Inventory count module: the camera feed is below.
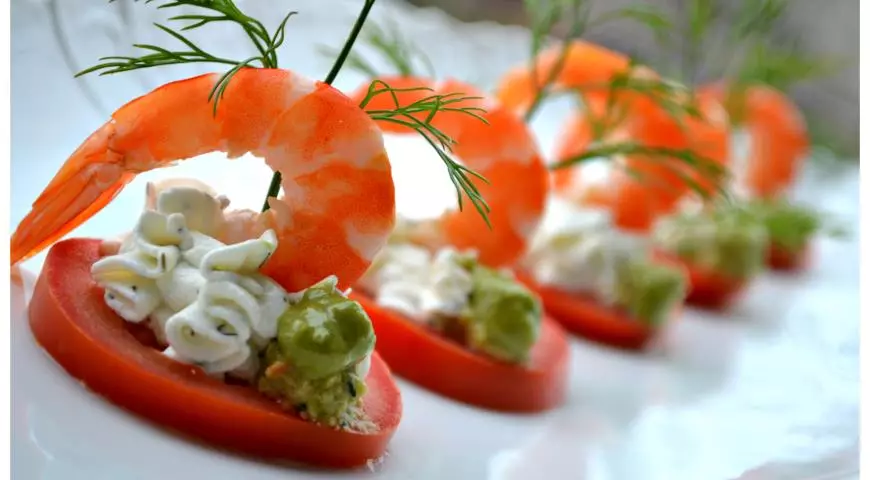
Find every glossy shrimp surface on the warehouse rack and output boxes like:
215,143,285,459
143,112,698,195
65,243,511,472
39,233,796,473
11,69,395,291
350,76,548,268
700,83,808,199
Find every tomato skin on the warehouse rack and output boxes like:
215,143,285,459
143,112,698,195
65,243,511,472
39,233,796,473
515,272,669,351
683,264,748,309
653,251,749,310
351,293,571,413
29,238,402,469
767,242,811,272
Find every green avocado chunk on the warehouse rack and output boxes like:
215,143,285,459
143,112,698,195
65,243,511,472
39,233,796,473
461,265,542,364
256,276,375,427
614,257,687,327
748,198,822,254
654,205,769,280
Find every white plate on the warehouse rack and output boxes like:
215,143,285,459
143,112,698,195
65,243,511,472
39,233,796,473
11,0,860,478
10,225,861,480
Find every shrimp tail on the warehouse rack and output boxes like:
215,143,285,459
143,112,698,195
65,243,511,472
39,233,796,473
11,122,133,265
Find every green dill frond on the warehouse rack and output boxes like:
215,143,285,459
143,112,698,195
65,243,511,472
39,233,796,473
732,0,788,41
520,2,722,200
81,0,296,116
88,1,492,225
553,68,728,202
320,18,436,80
733,40,848,92
551,141,728,201
588,5,674,45
521,0,679,121
687,0,718,45
522,0,589,121
360,80,492,227
563,60,701,142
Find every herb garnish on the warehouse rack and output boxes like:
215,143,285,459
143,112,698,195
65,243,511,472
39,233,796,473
359,81,492,225
322,20,493,226
86,0,296,115
521,0,674,121
521,1,727,200
79,0,492,225
319,18,436,79
642,0,846,94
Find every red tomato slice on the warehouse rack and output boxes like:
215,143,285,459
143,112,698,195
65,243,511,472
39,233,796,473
350,293,571,413
767,242,811,272
28,238,402,469
653,251,749,309
515,272,672,351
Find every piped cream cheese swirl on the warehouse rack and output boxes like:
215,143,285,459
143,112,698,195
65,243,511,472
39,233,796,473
92,186,289,379
358,243,477,321
163,231,288,376
523,201,647,304
91,210,192,322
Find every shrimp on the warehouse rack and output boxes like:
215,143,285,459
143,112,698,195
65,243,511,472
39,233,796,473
551,89,730,231
699,83,808,199
348,76,548,268
495,40,656,118
10,69,396,292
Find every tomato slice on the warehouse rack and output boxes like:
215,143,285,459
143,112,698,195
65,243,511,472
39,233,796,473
28,238,402,469
653,251,749,309
350,293,570,413
767,242,811,272
514,272,672,351
682,263,748,309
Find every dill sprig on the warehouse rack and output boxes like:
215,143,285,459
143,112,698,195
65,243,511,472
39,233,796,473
644,0,845,92
319,19,436,79
587,5,674,45
731,0,787,42
552,60,726,200
583,62,701,138
731,39,847,93
319,19,491,224
321,1,379,85
720,0,846,91
521,0,674,121
82,0,296,115
79,0,492,224
551,141,728,200
359,81,492,226
522,0,588,121
520,1,723,199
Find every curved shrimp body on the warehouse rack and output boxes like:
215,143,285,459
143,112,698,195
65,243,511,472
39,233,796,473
551,93,730,231
495,40,654,118
11,69,396,292
700,83,808,199
350,76,548,268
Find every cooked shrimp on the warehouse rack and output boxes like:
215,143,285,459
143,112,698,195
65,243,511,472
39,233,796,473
495,40,655,118
348,76,548,268
551,91,730,231
699,83,808,199
11,69,396,291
